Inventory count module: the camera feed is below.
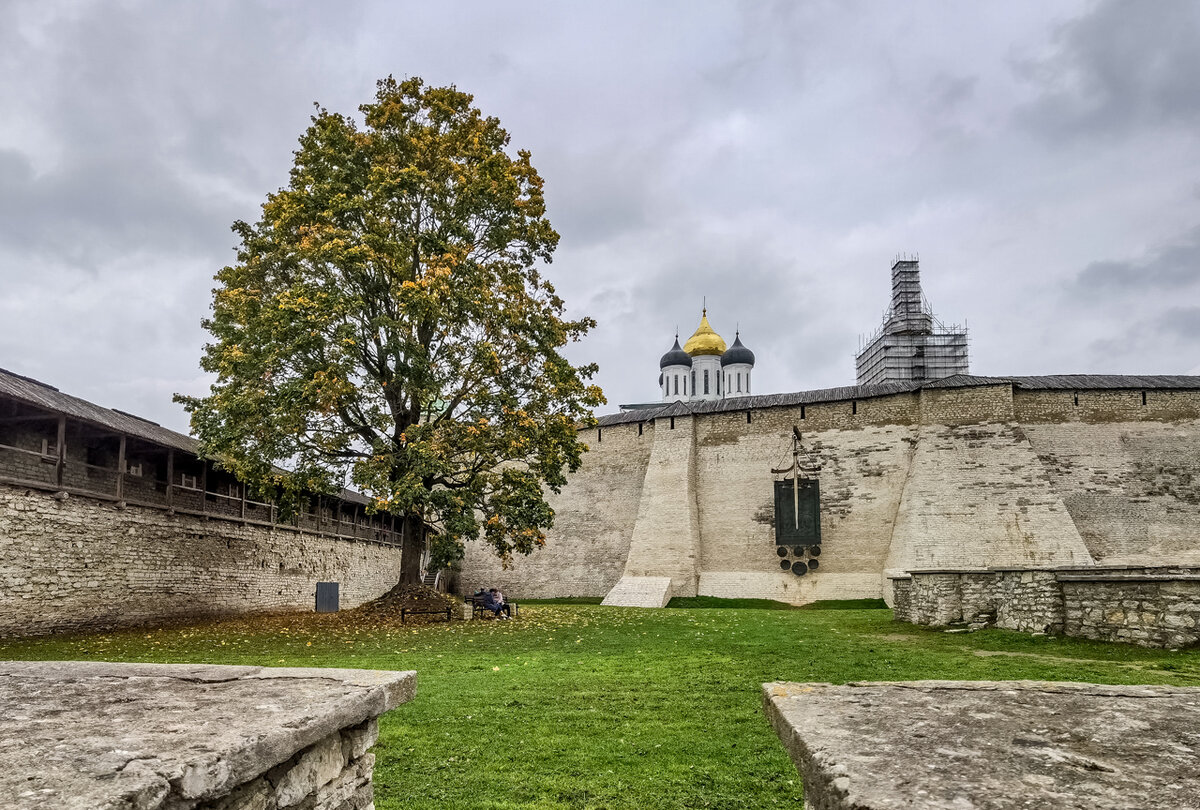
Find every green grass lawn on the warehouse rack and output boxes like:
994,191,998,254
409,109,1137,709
3,601,1199,809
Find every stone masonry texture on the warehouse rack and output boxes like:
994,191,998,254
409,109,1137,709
459,383,1200,608
0,661,416,810
764,680,1200,810
0,483,404,637
895,567,1200,647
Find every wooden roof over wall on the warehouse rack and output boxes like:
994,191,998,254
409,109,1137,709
0,367,370,506
600,374,1200,427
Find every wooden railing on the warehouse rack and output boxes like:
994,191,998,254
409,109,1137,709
0,441,400,547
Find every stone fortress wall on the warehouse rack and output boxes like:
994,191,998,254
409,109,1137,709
0,366,407,637
0,482,405,636
459,379,1200,615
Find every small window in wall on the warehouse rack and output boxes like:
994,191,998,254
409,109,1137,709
1141,391,1147,405
684,376,688,395
747,372,751,393
737,372,742,392
670,416,675,430
746,410,752,424
704,369,710,395
638,422,644,436
692,370,696,394
717,372,721,396
852,400,858,415
598,427,602,442
1073,393,1079,406
801,405,806,419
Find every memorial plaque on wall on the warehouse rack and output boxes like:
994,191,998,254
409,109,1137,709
774,478,820,545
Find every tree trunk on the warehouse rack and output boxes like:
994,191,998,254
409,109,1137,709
399,512,424,585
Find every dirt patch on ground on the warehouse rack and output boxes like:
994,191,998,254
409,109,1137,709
872,633,923,643
350,583,457,624
970,649,1159,670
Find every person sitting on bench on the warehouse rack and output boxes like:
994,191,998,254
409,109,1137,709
481,588,512,619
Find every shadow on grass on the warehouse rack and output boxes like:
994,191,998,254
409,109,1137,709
666,596,889,610
515,597,605,605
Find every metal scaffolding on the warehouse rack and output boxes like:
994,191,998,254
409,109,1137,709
855,256,969,386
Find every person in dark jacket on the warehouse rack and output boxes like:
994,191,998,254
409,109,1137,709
482,588,512,619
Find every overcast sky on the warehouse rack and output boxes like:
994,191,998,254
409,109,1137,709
2,0,1199,431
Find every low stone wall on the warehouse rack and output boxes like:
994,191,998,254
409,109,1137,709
891,566,1200,647
993,569,1064,633
0,661,416,809
0,483,405,637
890,575,911,617
1061,572,1200,648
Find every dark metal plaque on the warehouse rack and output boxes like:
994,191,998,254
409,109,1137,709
774,478,821,545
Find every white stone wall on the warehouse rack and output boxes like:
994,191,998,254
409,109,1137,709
694,405,918,604
458,416,653,598
620,414,702,596
458,386,1200,607
885,420,1094,574
0,483,404,636
1021,419,1200,565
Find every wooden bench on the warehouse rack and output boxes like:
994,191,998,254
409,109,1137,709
399,606,454,623
467,595,518,619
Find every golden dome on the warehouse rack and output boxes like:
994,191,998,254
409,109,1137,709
683,309,727,356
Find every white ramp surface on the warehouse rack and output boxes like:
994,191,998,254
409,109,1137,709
602,576,673,607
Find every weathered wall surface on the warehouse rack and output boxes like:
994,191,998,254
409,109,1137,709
620,414,702,595
459,385,1200,607
458,417,652,598
1020,418,1200,565
885,423,1094,575
0,483,404,636
894,567,1200,647
693,397,918,604
1061,572,1200,648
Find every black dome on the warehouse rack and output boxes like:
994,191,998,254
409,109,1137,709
659,337,693,369
720,333,755,367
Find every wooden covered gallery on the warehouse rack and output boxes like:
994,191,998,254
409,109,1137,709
0,367,398,546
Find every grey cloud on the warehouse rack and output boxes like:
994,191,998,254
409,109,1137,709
2,0,1199,427
0,147,231,267
1017,0,1200,139
1085,304,1200,373
928,74,978,113
1159,307,1200,340
1070,227,1200,297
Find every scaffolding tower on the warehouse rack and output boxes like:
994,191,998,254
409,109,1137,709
855,255,969,386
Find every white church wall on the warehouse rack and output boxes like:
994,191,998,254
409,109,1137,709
722,363,752,397
661,363,691,402
691,355,722,401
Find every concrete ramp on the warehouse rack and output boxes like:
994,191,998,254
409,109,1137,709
602,576,673,607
